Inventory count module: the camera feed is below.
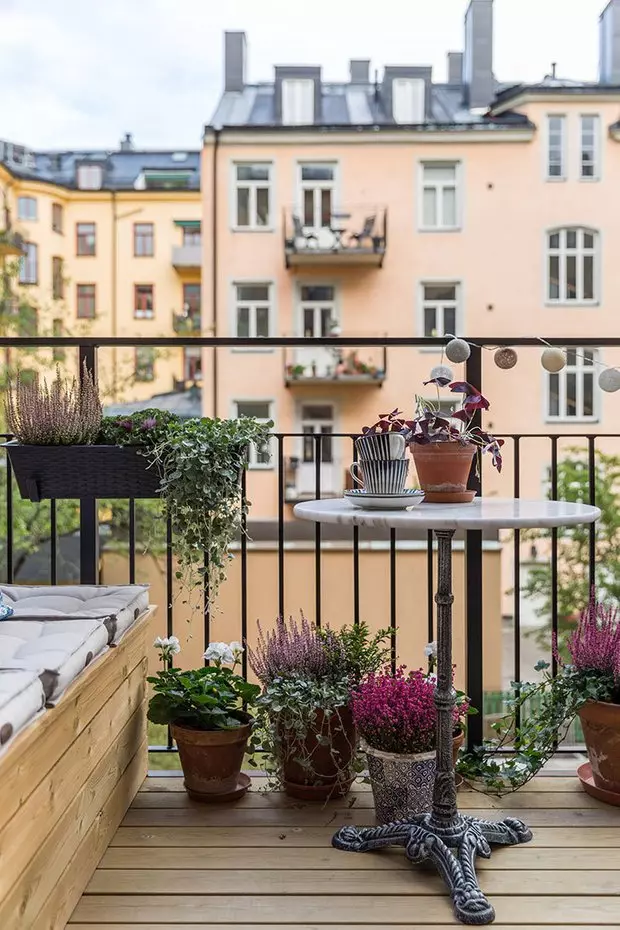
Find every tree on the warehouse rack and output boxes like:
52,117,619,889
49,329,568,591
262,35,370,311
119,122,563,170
523,448,620,648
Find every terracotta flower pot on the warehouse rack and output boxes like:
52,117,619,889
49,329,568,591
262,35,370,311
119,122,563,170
412,442,476,504
278,705,357,801
577,701,620,795
453,729,465,766
171,717,251,803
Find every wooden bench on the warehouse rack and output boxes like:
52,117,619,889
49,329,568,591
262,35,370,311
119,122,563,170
0,609,153,930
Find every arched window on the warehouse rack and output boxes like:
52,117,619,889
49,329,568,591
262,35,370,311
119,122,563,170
547,228,598,303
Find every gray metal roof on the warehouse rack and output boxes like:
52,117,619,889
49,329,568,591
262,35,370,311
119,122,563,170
104,388,202,419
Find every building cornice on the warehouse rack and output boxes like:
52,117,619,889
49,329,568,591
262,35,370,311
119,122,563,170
203,125,535,146
491,88,620,116
0,170,201,200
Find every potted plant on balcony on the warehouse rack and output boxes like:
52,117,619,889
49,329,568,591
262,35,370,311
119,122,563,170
148,637,260,801
248,614,390,801
408,380,504,503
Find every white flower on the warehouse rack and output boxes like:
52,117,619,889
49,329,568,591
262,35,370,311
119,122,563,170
154,635,181,656
230,641,244,659
424,641,437,658
204,641,235,665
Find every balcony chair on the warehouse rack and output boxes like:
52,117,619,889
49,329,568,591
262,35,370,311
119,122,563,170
292,215,319,250
349,214,376,248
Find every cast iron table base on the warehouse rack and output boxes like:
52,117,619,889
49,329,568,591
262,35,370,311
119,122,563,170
332,529,533,925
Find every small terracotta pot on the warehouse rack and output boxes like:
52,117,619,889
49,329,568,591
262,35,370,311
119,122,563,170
171,717,251,802
278,706,357,801
453,729,465,767
577,701,620,795
412,442,476,503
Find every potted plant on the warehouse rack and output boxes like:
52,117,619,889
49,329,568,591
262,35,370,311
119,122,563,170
458,595,620,801
359,408,414,460
408,379,504,503
351,663,471,823
148,637,260,801
248,614,390,801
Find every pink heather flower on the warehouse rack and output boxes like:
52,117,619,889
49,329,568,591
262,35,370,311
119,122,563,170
247,613,331,685
561,593,620,677
141,416,157,430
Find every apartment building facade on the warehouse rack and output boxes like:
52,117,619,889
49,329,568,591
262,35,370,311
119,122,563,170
202,0,620,519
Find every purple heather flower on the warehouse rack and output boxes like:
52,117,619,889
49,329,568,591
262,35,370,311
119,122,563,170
141,416,157,430
120,419,133,431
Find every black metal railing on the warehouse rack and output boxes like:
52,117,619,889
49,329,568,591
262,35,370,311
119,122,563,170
2,334,619,758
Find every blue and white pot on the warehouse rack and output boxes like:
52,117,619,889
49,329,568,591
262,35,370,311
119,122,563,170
365,743,436,823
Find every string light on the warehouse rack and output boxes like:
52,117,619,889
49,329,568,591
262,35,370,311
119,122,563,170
445,338,471,363
494,348,518,370
541,347,566,373
599,368,620,393
430,364,454,382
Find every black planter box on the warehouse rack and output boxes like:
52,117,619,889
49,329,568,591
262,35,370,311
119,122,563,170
3,442,162,502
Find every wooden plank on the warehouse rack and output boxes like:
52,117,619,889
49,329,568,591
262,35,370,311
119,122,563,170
35,742,147,930
0,660,147,899
122,805,619,829
68,894,620,924
85,867,620,896
99,844,620,871
0,612,150,834
0,708,146,930
68,926,620,930
111,824,620,849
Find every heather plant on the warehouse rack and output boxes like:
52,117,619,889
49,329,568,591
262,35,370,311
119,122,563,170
6,364,101,445
458,594,620,795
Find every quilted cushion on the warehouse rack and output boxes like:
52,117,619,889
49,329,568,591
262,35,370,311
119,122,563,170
0,619,108,703
0,669,45,751
0,584,149,644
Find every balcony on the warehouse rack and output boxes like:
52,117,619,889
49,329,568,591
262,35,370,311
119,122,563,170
171,244,201,272
284,205,387,267
0,229,26,258
172,311,201,335
284,344,387,386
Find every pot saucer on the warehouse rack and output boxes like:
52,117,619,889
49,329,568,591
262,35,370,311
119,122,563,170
344,489,424,511
577,762,620,806
422,490,476,504
185,772,251,804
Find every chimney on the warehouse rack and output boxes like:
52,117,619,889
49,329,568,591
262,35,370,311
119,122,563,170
120,132,134,152
463,0,494,108
600,0,620,83
349,59,370,83
447,52,464,85
224,31,246,92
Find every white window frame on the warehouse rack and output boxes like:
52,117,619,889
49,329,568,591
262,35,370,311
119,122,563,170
282,78,314,125
546,227,599,306
546,115,566,181
77,164,103,190
545,347,599,423
231,162,273,231
296,162,339,233
231,281,274,352
418,162,461,231
419,281,461,345
580,114,600,181
19,242,38,284
17,196,37,221
233,400,274,470
392,78,425,124
299,402,336,466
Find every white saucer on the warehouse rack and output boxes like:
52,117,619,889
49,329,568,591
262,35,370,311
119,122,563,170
344,489,425,510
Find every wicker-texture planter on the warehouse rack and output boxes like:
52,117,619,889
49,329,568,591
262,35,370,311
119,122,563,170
4,442,161,501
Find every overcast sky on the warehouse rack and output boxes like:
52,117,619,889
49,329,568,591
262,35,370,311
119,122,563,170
0,0,606,151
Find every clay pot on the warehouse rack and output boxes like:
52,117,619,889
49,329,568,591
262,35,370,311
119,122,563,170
412,442,476,504
171,716,251,802
577,701,620,795
279,706,357,801
453,729,465,767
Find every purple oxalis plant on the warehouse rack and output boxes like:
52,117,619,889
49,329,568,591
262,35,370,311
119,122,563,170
361,408,416,435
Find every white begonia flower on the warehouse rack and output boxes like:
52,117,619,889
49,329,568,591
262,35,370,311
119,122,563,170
230,641,244,658
154,635,181,654
203,641,235,664
424,641,437,658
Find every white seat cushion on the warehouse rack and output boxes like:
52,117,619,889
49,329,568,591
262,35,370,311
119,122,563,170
0,619,108,703
0,584,149,644
0,669,45,750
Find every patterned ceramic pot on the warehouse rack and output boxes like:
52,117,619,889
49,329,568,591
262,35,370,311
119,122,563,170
365,744,436,823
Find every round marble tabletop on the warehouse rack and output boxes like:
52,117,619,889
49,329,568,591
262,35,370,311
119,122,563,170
294,497,601,532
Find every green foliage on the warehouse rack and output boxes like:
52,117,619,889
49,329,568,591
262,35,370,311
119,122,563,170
148,664,260,731
319,622,392,685
98,410,179,447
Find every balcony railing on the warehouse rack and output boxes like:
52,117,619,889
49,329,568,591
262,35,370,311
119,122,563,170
283,205,387,267
283,343,387,385
1,333,618,759
171,244,201,271
0,229,26,258
172,311,201,335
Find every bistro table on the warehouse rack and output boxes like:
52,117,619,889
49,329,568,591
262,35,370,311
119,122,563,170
293,497,601,925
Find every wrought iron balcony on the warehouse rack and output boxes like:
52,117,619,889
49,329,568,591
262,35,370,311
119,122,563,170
283,205,387,267
172,311,201,335
284,343,387,386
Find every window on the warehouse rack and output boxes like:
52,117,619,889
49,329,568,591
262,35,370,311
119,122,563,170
17,196,37,221
134,284,154,319
76,223,96,256
580,115,600,180
392,78,425,124
421,163,459,230
234,401,272,467
76,284,96,319
142,170,191,190
547,348,598,421
183,226,201,246
234,284,271,339
301,404,333,465
183,282,201,315
547,116,566,179
19,242,38,284
52,318,65,362
77,164,103,190
134,223,154,257
299,163,335,229
421,284,458,337
547,228,598,303
282,78,314,125
300,285,335,336
184,347,202,382
233,164,272,229
52,257,64,300
52,202,63,233
135,348,155,382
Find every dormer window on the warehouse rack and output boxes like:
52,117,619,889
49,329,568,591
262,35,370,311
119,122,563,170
392,78,425,124
77,164,103,190
282,79,314,125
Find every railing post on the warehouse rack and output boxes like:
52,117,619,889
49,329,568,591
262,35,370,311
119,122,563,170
465,344,484,749
78,345,99,585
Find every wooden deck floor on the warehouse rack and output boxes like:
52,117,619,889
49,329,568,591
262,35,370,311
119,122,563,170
69,775,620,928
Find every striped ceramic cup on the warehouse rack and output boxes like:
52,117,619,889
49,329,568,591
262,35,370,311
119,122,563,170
349,458,409,495
355,432,406,461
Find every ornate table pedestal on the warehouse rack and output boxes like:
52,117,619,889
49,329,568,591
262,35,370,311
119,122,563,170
294,498,601,925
